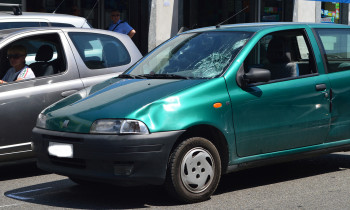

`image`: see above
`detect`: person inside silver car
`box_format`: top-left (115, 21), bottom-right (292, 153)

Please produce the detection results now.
top-left (0, 45), bottom-right (35, 84)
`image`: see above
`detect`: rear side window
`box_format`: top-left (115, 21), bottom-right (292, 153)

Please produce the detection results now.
top-left (315, 29), bottom-right (350, 73)
top-left (68, 32), bottom-right (131, 69)
top-left (51, 23), bottom-right (75, 27)
top-left (0, 22), bottom-right (46, 29)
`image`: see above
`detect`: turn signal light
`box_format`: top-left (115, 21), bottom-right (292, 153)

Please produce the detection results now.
top-left (213, 103), bottom-right (222, 108)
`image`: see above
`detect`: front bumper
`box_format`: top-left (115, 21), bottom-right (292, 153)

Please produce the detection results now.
top-left (32, 127), bottom-right (184, 186)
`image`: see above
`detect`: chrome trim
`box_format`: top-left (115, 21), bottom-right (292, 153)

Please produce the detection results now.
top-left (0, 150), bottom-right (32, 156)
top-left (0, 142), bottom-right (31, 150)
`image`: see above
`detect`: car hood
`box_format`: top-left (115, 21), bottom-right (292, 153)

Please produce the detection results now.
top-left (43, 78), bottom-right (206, 132)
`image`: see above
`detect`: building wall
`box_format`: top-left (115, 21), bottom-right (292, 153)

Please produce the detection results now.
top-left (14, 0), bottom-right (350, 53)
top-left (148, 0), bottom-right (297, 51)
top-left (293, 0), bottom-right (320, 23)
top-left (148, 0), bottom-right (179, 51)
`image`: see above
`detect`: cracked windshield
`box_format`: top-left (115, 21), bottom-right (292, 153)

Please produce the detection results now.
top-left (128, 31), bottom-right (252, 79)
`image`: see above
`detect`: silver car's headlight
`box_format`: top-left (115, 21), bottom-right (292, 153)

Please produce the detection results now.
top-left (36, 113), bottom-right (47, 129)
top-left (90, 119), bottom-right (149, 134)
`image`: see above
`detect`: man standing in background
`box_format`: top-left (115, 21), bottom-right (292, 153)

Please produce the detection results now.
top-left (108, 9), bottom-right (136, 38)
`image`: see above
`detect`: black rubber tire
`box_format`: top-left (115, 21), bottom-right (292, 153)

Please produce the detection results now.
top-left (165, 137), bottom-right (221, 203)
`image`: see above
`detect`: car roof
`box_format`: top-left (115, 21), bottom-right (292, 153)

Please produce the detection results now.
top-left (0, 11), bottom-right (90, 28)
top-left (0, 27), bottom-right (130, 40)
top-left (183, 22), bottom-right (350, 33)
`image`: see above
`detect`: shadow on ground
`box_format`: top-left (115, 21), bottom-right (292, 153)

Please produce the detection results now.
top-left (0, 161), bottom-right (48, 181)
top-left (4, 153), bottom-right (350, 209)
top-left (216, 153), bottom-right (350, 194)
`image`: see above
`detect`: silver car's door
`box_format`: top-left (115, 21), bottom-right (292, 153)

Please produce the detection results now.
top-left (64, 30), bottom-right (142, 88)
top-left (0, 29), bottom-right (84, 160)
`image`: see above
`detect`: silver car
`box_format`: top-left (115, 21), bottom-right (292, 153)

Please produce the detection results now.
top-left (0, 27), bottom-right (142, 162)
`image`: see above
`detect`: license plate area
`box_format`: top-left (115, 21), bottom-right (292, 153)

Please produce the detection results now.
top-left (48, 142), bottom-right (73, 158)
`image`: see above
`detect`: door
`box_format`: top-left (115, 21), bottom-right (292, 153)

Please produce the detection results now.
top-left (230, 29), bottom-right (331, 157)
top-left (314, 28), bottom-right (350, 142)
top-left (67, 31), bottom-right (141, 88)
top-left (0, 31), bottom-right (84, 157)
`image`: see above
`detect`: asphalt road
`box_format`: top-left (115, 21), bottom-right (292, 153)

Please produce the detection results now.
top-left (1, 152), bottom-right (350, 209)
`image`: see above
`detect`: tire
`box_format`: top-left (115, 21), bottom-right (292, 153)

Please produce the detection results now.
top-left (165, 137), bottom-right (221, 203)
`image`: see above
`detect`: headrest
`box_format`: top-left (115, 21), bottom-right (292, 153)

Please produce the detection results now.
top-left (35, 45), bottom-right (53, 62)
top-left (102, 44), bottom-right (120, 67)
top-left (266, 37), bottom-right (292, 63)
top-left (103, 44), bottom-right (116, 54)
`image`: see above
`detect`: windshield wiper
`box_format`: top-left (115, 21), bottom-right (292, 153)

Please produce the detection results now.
top-left (117, 74), bottom-right (146, 79)
top-left (139, 74), bottom-right (190, 79)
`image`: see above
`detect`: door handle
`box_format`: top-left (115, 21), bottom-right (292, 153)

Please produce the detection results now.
top-left (61, 90), bottom-right (78, 97)
top-left (315, 84), bottom-right (327, 91)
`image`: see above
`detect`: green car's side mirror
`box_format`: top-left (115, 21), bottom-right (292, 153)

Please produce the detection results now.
top-left (237, 67), bottom-right (271, 89)
top-left (244, 68), bottom-right (271, 83)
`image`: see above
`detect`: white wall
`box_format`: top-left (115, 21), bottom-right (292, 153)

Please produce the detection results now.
top-left (148, 0), bottom-right (178, 51)
top-left (293, 0), bottom-right (319, 22)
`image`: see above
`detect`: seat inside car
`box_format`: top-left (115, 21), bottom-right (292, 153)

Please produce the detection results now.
top-left (265, 36), bottom-right (299, 80)
top-left (102, 44), bottom-right (120, 68)
top-left (29, 45), bottom-right (56, 77)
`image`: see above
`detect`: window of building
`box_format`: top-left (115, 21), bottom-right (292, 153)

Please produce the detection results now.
top-left (321, 2), bottom-right (341, 24)
top-left (261, 0), bottom-right (283, 22)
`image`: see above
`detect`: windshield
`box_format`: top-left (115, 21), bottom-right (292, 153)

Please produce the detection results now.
top-left (127, 31), bottom-right (252, 79)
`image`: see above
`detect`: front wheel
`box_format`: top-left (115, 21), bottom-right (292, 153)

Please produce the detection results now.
top-left (165, 137), bottom-right (221, 203)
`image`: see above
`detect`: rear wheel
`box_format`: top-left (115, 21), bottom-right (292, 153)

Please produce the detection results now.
top-left (165, 137), bottom-right (221, 203)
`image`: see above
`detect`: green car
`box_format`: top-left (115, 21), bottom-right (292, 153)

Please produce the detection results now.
top-left (32, 22), bottom-right (350, 203)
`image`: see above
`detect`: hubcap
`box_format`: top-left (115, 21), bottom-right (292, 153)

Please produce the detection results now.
top-left (180, 147), bottom-right (215, 193)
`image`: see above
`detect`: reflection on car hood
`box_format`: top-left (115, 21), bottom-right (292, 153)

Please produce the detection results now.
top-left (43, 78), bottom-right (206, 132)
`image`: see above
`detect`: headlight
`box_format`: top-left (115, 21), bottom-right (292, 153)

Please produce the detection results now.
top-left (90, 119), bottom-right (149, 134)
top-left (36, 113), bottom-right (46, 129)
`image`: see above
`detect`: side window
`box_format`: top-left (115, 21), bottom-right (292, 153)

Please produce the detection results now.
top-left (23, 40), bottom-right (58, 65)
top-left (51, 23), bottom-right (75, 27)
top-left (315, 29), bottom-right (350, 73)
top-left (244, 29), bottom-right (317, 82)
top-left (39, 22), bottom-right (49, 27)
top-left (68, 32), bottom-right (131, 69)
top-left (296, 35), bottom-right (309, 60)
top-left (0, 33), bottom-right (66, 82)
top-left (0, 22), bottom-right (41, 30)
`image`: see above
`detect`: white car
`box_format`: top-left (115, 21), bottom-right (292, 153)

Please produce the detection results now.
top-left (0, 3), bottom-right (91, 29)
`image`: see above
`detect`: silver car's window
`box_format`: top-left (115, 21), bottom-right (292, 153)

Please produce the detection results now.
top-left (0, 33), bottom-right (66, 81)
top-left (69, 32), bottom-right (131, 69)
top-left (22, 40), bottom-right (58, 65)
top-left (128, 31), bottom-right (252, 79)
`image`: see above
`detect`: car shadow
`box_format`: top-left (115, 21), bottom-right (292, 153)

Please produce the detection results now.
top-left (216, 153), bottom-right (350, 194)
top-left (4, 153), bottom-right (350, 208)
top-left (5, 179), bottom-right (178, 209)
top-left (0, 160), bottom-right (48, 181)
